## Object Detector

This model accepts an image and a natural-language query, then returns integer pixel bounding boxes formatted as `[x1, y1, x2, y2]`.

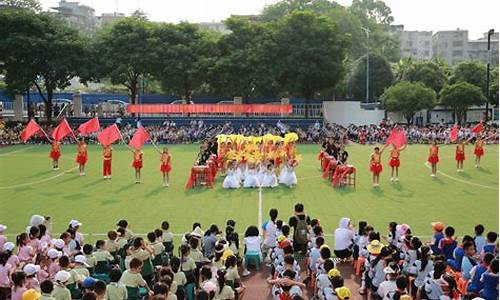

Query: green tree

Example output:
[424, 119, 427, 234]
[393, 57, 415, 82]
[349, 0, 394, 25]
[208, 17, 278, 99]
[440, 82, 486, 124]
[261, 0, 338, 21]
[489, 67, 499, 105]
[260, 0, 399, 61]
[96, 16, 157, 104]
[0, 0, 41, 11]
[381, 81, 436, 124]
[449, 60, 487, 92]
[153, 22, 217, 100]
[403, 60, 448, 94]
[347, 53, 394, 101]
[271, 11, 350, 116]
[0, 10, 92, 122]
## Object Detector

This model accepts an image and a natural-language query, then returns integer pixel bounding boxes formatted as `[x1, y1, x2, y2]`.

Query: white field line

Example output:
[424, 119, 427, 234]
[0, 166, 79, 190]
[423, 162, 497, 190]
[0, 146, 34, 156]
[258, 186, 263, 235]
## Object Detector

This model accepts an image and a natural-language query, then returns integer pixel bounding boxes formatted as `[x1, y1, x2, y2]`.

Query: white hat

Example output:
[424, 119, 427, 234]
[0, 224, 6, 232]
[23, 263, 41, 276]
[3, 242, 15, 252]
[69, 220, 82, 229]
[55, 271, 71, 283]
[74, 255, 89, 267]
[29, 215, 45, 227]
[52, 239, 65, 249]
[47, 249, 62, 259]
[191, 226, 204, 237]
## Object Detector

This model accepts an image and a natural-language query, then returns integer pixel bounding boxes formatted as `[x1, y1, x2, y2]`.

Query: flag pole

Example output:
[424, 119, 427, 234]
[151, 139, 162, 153]
[39, 127, 52, 142]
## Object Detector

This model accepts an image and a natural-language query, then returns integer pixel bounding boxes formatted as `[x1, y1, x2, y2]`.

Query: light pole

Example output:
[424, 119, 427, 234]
[485, 29, 494, 121]
[362, 27, 371, 103]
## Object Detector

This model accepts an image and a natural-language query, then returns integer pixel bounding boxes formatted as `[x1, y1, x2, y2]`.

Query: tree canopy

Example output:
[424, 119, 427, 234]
[271, 11, 350, 115]
[382, 81, 436, 124]
[449, 60, 487, 92]
[347, 53, 394, 101]
[440, 82, 486, 124]
[208, 17, 278, 99]
[403, 60, 449, 94]
[0, 0, 41, 11]
[0, 9, 92, 121]
[95, 16, 157, 104]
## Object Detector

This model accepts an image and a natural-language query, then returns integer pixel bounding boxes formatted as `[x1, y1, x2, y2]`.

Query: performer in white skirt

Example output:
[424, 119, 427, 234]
[243, 163, 261, 188]
[257, 161, 266, 184]
[223, 161, 240, 189]
[261, 162, 278, 188]
[278, 158, 298, 187]
[235, 161, 246, 183]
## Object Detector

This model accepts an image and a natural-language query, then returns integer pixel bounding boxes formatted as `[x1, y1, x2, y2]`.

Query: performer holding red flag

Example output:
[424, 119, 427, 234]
[97, 124, 121, 179]
[474, 136, 486, 168]
[471, 121, 485, 168]
[76, 139, 88, 176]
[427, 140, 439, 177]
[455, 138, 466, 172]
[388, 144, 406, 182]
[49, 118, 74, 170]
[159, 147, 172, 187]
[128, 126, 150, 183]
[102, 145, 112, 179]
[130, 148, 143, 183]
[49, 139, 61, 170]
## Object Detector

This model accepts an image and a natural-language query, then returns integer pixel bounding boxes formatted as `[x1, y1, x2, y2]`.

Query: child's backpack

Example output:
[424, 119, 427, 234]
[261, 221, 269, 232]
[293, 216, 308, 245]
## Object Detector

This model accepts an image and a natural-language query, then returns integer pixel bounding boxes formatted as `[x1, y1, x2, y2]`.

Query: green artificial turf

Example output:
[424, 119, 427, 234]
[0, 143, 498, 245]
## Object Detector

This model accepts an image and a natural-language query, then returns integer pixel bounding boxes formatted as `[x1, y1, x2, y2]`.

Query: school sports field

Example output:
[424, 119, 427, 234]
[0, 144, 498, 242]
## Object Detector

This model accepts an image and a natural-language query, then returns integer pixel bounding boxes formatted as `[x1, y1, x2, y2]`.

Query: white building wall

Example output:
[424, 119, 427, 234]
[323, 101, 384, 126]
[323, 102, 491, 125]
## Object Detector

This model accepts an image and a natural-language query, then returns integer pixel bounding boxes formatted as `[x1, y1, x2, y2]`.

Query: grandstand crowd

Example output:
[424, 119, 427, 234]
[0, 120, 498, 145]
[0, 203, 498, 300]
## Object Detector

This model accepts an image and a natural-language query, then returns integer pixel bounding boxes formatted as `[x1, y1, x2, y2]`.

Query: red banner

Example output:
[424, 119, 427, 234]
[126, 104, 292, 115]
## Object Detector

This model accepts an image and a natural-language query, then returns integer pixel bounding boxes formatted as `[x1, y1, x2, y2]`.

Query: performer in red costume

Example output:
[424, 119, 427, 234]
[76, 139, 88, 176]
[49, 140, 61, 170]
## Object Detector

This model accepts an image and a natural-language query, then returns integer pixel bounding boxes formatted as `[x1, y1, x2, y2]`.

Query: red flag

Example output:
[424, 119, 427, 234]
[77, 117, 100, 135]
[471, 122, 483, 134]
[450, 124, 459, 142]
[51, 119, 73, 141]
[393, 129, 407, 148]
[128, 126, 150, 150]
[20, 119, 41, 142]
[97, 124, 121, 146]
[385, 128, 398, 145]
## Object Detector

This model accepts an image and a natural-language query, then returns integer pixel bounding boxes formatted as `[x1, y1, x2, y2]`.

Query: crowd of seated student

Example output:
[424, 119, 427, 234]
[1, 120, 497, 146]
[260, 203, 499, 300]
[0, 209, 498, 300]
[0, 216, 250, 300]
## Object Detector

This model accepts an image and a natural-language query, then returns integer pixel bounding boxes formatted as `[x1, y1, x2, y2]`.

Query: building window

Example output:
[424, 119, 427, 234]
[425, 41, 430, 46]
[452, 40, 463, 47]
[452, 50, 463, 56]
